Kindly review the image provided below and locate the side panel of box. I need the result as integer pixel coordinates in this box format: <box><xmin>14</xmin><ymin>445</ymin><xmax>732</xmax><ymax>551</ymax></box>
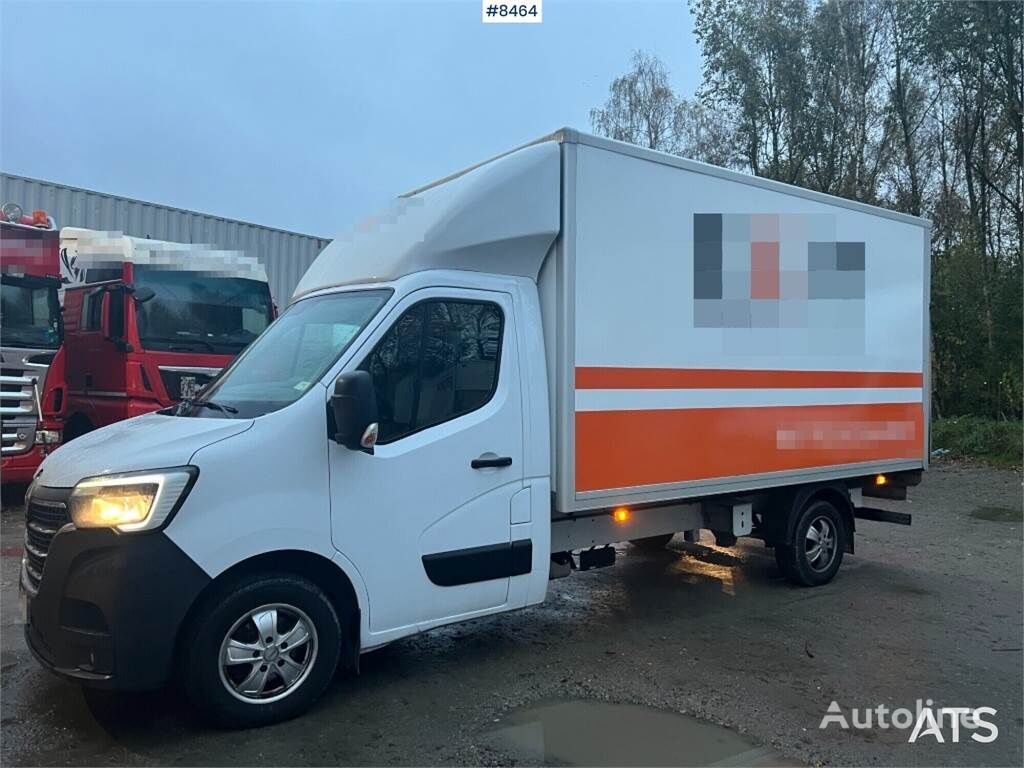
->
<box><xmin>571</xmin><ymin>143</ymin><xmax>927</xmax><ymax>509</ymax></box>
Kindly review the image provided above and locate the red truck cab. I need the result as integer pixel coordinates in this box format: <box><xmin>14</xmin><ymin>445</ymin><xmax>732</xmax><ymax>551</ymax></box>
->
<box><xmin>57</xmin><ymin>228</ymin><xmax>274</xmax><ymax>438</ymax></box>
<box><xmin>0</xmin><ymin>205</ymin><xmax>65</xmax><ymax>485</ymax></box>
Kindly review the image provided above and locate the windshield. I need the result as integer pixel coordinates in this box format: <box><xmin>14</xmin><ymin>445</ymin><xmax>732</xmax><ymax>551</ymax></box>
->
<box><xmin>0</xmin><ymin>276</ymin><xmax>62</xmax><ymax>349</ymax></box>
<box><xmin>185</xmin><ymin>289</ymin><xmax>392</xmax><ymax>418</ymax></box>
<box><xmin>134</xmin><ymin>266</ymin><xmax>274</xmax><ymax>354</ymax></box>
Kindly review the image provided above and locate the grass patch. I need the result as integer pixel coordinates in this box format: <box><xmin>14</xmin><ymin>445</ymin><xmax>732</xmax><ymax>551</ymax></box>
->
<box><xmin>932</xmin><ymin>417</ymin><xmax>1023</xmax><ymax>466</ymax></box>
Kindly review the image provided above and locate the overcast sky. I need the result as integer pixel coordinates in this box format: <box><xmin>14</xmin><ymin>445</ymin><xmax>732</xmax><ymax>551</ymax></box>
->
<box><xmin>1</xmin><ymin>0</ymin><xmax>699</xmax><ymax>237</ymax></box>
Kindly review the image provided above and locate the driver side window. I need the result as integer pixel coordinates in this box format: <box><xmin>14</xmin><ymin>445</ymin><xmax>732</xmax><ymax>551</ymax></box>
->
<box><xmin>360</xmin><ymin>298</ymin><xmax>503</xmax><ymax>444</ymax></box>
<box><xmin>82</xmin><ymin>291</ymin><xmax>103</xmax><ymax>331</ymax></box>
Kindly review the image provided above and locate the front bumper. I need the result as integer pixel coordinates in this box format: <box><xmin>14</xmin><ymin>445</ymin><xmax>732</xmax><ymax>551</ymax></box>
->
<box><xmin>23</xmin><ymin>485</ymin><xmax>210</xmax><ymax>690</ymax></box>
<box><xmin>2</xmin><ymin>445</ymin><xmax>48</xmax><ymax>485</ymax></box>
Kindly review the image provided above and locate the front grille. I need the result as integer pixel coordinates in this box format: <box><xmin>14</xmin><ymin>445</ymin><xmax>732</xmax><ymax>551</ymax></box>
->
<box><xmin>22</xmin><ymin>494</ymin><xmax>70</xmax><ymax>595</ymax></box>
<box><xmin>158</xmin><ymin>367</ymin><xmax>219</xmax><ymax>401</ymax></box>
<box><xmin>1</xmin><ymin>351</ymin><xmax>50</xmax><ymax>455</ymax></box>
<box><xmin>2</xmin><ymin>418</ymin><xmax>35</xmax><ymax>455</ymax></box>
<box><xmin>0</xmin><ymin>374</ymin><xmax>37</xmax><ymax>417</ymax></box>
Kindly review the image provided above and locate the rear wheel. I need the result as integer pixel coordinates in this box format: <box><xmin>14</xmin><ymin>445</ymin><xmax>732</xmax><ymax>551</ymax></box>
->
<box><xmin>775</xmin><ymin>499</ymin><xmax>846</xmax><ymax>586</ymax></box>
<box><xmin>630</xmin><ymin>533</ymin><xmax>674</xmax><ymax>550</ymax></box>
<box><xmin>181</xmin><ymin>574</ymin><xmax>342</xmax><ymax>728</ymax></box>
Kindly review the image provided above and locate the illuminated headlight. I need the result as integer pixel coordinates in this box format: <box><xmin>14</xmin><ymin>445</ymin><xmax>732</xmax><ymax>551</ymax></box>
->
<box><xmin>69</xmin><ymin>467</ymin><xmax>197</xmax><ymax>532</ymax></box>
<box><xmin>34</xmin><ymin>430</ymin><xmax>61</xmax><ymax>445</ymax></box>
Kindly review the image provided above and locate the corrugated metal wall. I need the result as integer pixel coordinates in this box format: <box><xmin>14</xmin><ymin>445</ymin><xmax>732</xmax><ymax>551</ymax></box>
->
<box><xmin>1</xmin><ymin>173</ymin><xmax>330</xmax><ymax>305</ymax></box>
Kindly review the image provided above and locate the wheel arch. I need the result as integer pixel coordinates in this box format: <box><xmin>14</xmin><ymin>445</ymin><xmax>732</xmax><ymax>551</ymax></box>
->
<box><xmin>63</xmin><ymin>412</ymin><xmax>94</xmax><ymax>442</ymax></box>
<box><xmin>176</xmin><ymin>549</ymin><xmax>362</xmax><ymax>674</ymax></box>
<box><xmin>758</xmin><ymin>482</ymin><xmax>855</xmax><ymax>554</ymax></box>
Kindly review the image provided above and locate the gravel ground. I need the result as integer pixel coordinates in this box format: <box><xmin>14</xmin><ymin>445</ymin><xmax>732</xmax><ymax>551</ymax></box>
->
<box><xmin>1</xmin><ymin>461</ymin><xmax>1021</xmax><ymax>767</ymax></box>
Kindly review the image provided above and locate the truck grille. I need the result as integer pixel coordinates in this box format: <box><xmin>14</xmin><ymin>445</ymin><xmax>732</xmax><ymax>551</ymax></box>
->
<box><xmin>158</xmin><ymin>367</ymin><xmax>219</xmax><ymax>401</ymax></box>
<box><xmin>22</xmin><ymin>493</ymin><xmax>71</xmax><ymax>596</ymax></box>
<box><xmin>1</xmin><ymin>349</ymin><xmax>50</xmax><ymax>456</ymax></box>
<box><xmin>1</xmin><ymin>374</ymin><xmax>39</xmax><ymax>457</ymax></box>
<box><xmin>1</xmin><ymin>418</ymin><xmax>35</xmax><ymax>456</ymax></box>
<box><xmin>0</xmin><ymin>369</ymin><xmax>41</xmax><ymax>417</ymax></box>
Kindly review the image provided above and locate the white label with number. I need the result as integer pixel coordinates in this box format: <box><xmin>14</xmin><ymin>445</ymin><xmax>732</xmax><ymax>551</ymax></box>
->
<box><xmin>482</xmin><ymin>1</ymin><xmax>542</xmax><ymax>23</ymax></box>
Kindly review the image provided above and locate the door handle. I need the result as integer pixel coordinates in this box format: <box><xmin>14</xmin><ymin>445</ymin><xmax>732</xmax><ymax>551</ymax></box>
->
<box><xmin>471</xmin><ymin>455</ymin><xmax>513</xmax><ymax>469</ymax></box>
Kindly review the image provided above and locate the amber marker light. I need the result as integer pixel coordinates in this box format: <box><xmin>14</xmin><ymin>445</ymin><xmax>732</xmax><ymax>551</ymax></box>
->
<box><xmin>875</xmin><ymin>474</ymin><xmax>888</xmax><ymax>486</ymax></box>
<box><xmin>612</xmin><ymin>507</ymin><xmax>631</xmax><ymax>524</ymax></box>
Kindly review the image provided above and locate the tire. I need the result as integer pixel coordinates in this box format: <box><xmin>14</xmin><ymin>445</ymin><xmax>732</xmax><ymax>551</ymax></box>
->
<box><xmin>630</xmin><ymin>533</ymin><xmax>674</xmax><ymax>550</ymax></box>
<box><xmin>181</xmin><ymin>573</ymin><xmax>342</xmax><ymax>728</ymax></box>
<box><xmin>713</xmin><ymin>531</ymin><xmax>737</xmax><ymax>547</ymax></box>
<box><xmin>63</xmin><ymin>415</ymin><xmax>94</xmax><ymax>443</ymax></box>
<box><xmin>775</xmin><ymin>499</ymin><xmax>846</xmax><ymax>587</ymax></box>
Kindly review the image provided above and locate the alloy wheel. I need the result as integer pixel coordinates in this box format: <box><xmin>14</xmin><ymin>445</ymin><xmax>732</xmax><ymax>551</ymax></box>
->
<box><xmin>218</xmin><ymin>603</ymin><xmax>318</xmax><ymax>704</ymax></box>
<box><xmin>804</xmin><ymin>515</ymin><xmax>838</xmax><ymax>573</ymax></box>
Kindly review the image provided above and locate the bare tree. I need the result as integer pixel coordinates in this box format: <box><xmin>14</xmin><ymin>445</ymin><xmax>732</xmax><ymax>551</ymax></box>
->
<box><xmin>591</xmin><ymin>51</ymin><xmax>738</xmax><ymax>166</ymax></box>
<box><xmin>673</xmin><ymin>98</ymin><xmax>739</xmax><ymax>167</ymax></box>
<box><xmin>590</xmin><ymin>51</ymin><xmax>682</xmax><ymax>152</ymax></box>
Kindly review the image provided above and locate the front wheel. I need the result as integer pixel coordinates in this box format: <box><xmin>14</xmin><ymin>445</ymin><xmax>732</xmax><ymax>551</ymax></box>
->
<box><xmin>774</xmin><ymin>499</ymin><xmax>846</xmax><ymax>586</ymax></box>
<box><xmin>181</xmin><ymin>574</ymin><xmax>342</xmax><ymax>728</ymax></box>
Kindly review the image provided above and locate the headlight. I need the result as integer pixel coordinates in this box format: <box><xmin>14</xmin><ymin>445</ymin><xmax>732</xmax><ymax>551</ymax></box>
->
<box><xmin>34</xmin><ymin>429</ymin><xmax>61</xmax><ymax>445</ymax></box>
<box><xmin>69</xmin><ymin>467</ymin><xmax>197</xmax><ymax>532</ymax></box>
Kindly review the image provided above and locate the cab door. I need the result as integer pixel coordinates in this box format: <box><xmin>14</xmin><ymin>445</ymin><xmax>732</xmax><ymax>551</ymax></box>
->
<box><xmin>72</xmin><ymin>286</ymin><xmax>127</xmax><ymax>425</ymax></box>
<box><xmin>328</xmin><ymin>287</ymin><xmax>527</xmax><ymax>637</ymax></box>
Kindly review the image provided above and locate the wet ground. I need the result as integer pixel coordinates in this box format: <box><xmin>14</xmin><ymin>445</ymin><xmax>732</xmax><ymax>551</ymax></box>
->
<box><xmin>1</xmin><ymin>461</ymin><xmax>1021</xmax><ymax>767</ymax></box>
<box><xmin>487</xmin><ymin>699</ymin><xmax>799</xmax><ymax>766</ymax></box>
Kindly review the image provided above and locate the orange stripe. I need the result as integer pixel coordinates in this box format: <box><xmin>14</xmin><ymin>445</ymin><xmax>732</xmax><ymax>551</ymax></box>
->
<box><xmin>575</xmin><ymin>402</ymin><xmax>924</xmax><ymax>492</ymax></box>
<box><xmin>575</xmin><ymin>367</ymin><xmax>923</xmax><ymax>390</ymax></box>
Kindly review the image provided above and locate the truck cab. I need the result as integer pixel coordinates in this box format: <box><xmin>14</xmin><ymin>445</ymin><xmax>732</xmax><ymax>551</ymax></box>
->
<box><xmin>0</xmin><ymin>204</ymin><xmax>64</xmax><ymax>485</ymax></box>
<box><xmin>57</xmin><ymin>228</ymin><xmax>275</xmax><ymax>439</ymax></box>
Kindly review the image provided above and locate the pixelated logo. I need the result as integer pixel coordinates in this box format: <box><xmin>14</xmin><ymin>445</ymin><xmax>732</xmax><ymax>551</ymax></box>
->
<box><xmin>179</xmin><ymin>376</ymin><xmax>200</xmax><ymax>400</ymax></box>
<box><xmin>693</xmin><ymin>213</ymin><xmax>865</xmax><ymax>329</ymax></box>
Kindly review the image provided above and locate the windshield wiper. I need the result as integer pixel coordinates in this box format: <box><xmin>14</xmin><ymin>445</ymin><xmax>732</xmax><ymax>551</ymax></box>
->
<box><xmin>176</xmin><ymin>398</ymin><xmax>238</xmax><ymax>417</ymax></box>
<box><xmin>142</xmin><ymin>336</ymin><xmax>218</xmax><ymax>353</ymax></box>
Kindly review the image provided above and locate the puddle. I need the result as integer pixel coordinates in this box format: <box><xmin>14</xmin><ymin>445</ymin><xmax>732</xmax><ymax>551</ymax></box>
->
<box><xmin>487</xmin><ymin>699</ymin><xmax>798</xmax><ymax>767</ymax></box>
<box><xmin>677</xmin><ymin>542</ymin><xmax>745</xmax><ymax>568</ymax></box>
<box><xmin>970</xmin><ymin>506</ymin><xmax>1023</xmax><ymax>523</ymax></box>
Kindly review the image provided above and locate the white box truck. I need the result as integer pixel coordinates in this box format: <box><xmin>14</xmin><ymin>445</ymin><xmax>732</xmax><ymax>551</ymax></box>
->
<box><xmin>21</xmin><ymin>129</ymin><xmax>929</xmax><ymax>726</ymax></box>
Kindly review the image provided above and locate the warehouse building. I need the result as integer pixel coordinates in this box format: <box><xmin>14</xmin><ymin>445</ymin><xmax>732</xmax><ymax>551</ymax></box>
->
<box><xmin>0</xmin><ymin>172</ymin><xmax>330</xmax><ymax>305</ymax></box>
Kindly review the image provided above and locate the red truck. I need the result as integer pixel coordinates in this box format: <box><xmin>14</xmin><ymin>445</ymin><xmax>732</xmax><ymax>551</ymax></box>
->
<box><xmin>0</xmin><ymin>204</ymin><xmax>65</xmax><ymax>485</ymax></box>
<box><xmin>56</xmin><ymin>228</ymin><xmax>275</xmax><ymax>439</ymax></box>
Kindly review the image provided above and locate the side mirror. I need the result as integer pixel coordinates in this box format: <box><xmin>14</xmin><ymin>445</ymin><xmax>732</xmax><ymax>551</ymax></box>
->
<box><xmin>330</xmin><ymin>371</ymin><xmax>379</xmax><ymax>453</ymax></box>
<box><xmin>131</xmin><ymin>286</ymin><xmax>156</xmax><ymax>304</ymax></box>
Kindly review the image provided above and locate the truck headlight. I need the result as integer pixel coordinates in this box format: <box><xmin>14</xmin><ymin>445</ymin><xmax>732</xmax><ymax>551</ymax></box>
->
<box><xmin>69</xmin><ymin>467</ymin><xmax>198</xmax><ymax>532</ymax></box>
<box><xmin>34</xmin><ymin>430</ymin><xmax>61</xmax><ymax>445</ymax></box>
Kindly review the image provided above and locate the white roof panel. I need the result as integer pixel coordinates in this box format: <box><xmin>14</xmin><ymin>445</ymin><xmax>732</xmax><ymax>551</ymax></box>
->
<box><xmin>292</xmin><ymin>140</ymin><xmax>561</xmax><ymax>300</ymax></box>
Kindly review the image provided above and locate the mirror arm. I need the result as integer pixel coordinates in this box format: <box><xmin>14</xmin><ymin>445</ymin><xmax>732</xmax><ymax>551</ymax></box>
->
<box><xmin>328</xmin><ymin>416</ymin><xmax>373</xmax><ymax>453</ymax></box>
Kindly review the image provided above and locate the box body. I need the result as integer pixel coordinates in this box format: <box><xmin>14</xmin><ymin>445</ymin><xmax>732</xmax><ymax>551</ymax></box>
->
<box><xmin>544</xmin><ymin>135</ymin><xmax>929</xmax><ymax>513</ymax></box>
